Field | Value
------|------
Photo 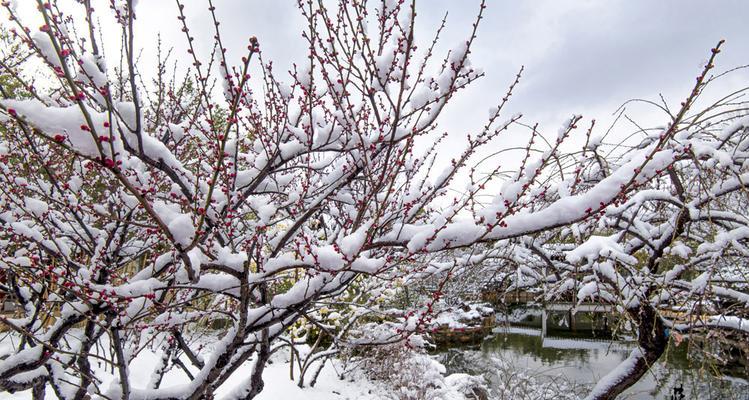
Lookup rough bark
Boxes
[587,304,667,400]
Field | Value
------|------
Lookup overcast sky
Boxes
[125,0,749,170]
[127,1,749,130]
[9,1,749,170]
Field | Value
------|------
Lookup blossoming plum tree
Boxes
[0,1,745,399]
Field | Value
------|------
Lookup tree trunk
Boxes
[245,329,271,400]
[31,378,46,400]
[586,304,667,400]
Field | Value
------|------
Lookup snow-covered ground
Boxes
[0,337,379,400]
[221,357,382,400]
[0,333,482,400]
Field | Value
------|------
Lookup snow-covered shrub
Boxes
[440,350,586,400]
[353,344,488,400]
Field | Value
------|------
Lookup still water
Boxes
[438,308,749,399]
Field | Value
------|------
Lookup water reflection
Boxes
[439,307,749,399]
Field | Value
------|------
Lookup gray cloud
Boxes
[12,0,745,160]
[127,0,748,176]
[125,1,749,130]
[11,0,747,128]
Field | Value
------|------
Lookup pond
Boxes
[437,307,749,399]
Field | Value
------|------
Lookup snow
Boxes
[351,256,386,274]
[1,99,112,157]
[32,32,62,68]
[304,246,346,271]
[666,241,692,258]
[11,221,44,242]
[79,53,108,88]
[697,226,749,256]
[152,201,196,247]
[690,272,710,294]
[576,281,600,303]
[584,347,644,400]
[216,246,248,271]
[432,303,494,329]
[703,315,748,332]
[219,357,379,400]
[339,222,371,256]
[587,134,603,150]
[168,214,195,247]
[0,346,43,377]
[387,145,678,252]
[0,347,374,400]
[270,274,330,308]
[0,337,417,400]
[566,235,637,265]
[411,85,437,109]
[249,196,277,225]
[24,197,49,217]
[673,315,749,333]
